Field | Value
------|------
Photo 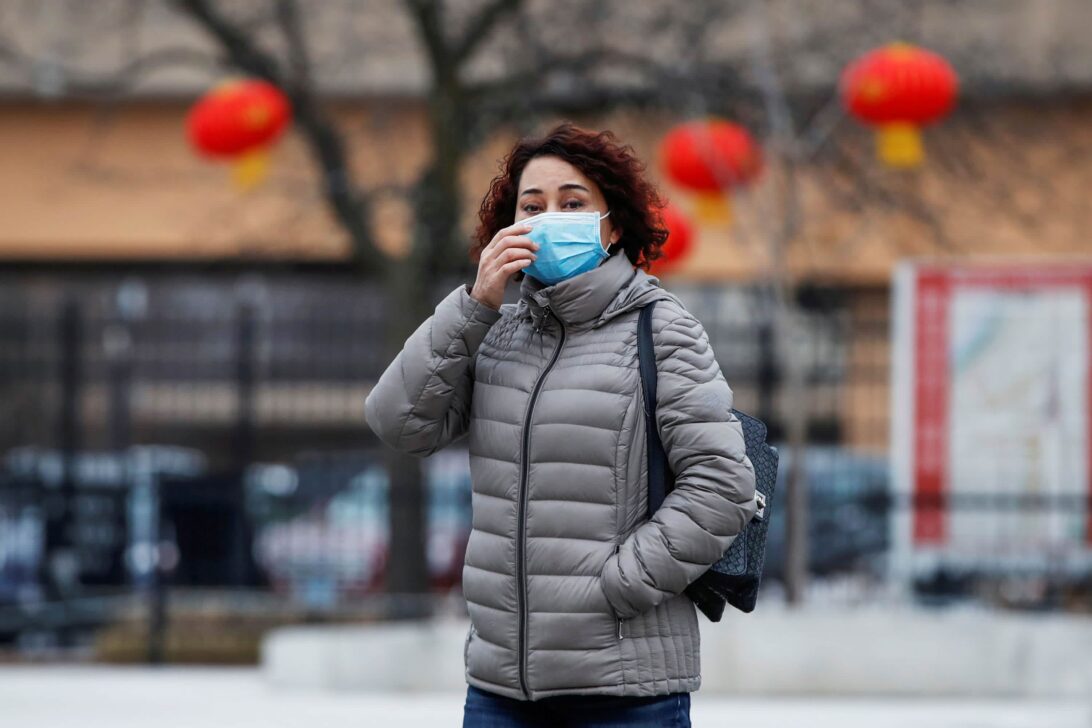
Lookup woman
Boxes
[365,123,758,728]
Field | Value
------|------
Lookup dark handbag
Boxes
[637,301,778,620]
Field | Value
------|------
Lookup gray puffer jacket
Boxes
[364,251,758,701]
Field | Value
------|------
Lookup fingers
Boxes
[494,245,536,265]
[476,223,538,291]
[487,223,533,250]
[484,241,536,284]
[499,257,535,275]
[482,234,537,271]
[490,235,537,257]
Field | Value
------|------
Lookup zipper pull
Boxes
[534,305,551,334]
[617,618,624,639]
[533,305,547,333]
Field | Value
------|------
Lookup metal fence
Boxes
[0,272,1088,658]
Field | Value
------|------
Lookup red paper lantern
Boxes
[650,203,694,275]
[659,120,762,193]
[186,79,291,159]
[841,42,958,167]
[659,120,762,223]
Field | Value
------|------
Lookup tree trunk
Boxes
[380,255,435,620]
[779,308,811,605]
[381,88,472,619]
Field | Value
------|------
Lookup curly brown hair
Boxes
[472,122,669,275]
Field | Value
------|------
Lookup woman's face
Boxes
[514,155,621,251]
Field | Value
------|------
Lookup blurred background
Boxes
[1,0,1090,725]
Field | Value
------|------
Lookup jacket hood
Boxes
[516,251,679,329]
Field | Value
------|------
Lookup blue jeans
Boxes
[462,684,691,728]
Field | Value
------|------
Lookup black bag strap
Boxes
[637,301,674,518]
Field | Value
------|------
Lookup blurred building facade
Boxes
[1,1,1089,455]
[0,1,1090,654]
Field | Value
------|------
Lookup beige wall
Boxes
[0,100,430,262]
[1,100,1090,284]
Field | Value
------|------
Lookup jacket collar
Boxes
[517,251,672,329]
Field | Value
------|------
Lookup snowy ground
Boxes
[1,666,1089,728]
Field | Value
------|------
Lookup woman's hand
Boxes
[470,223,538,311]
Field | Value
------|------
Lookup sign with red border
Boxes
[892,261,1092,574]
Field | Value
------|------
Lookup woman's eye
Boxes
[563,200,585,209]
[522,204,541,213]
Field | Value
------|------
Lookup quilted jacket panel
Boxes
[365,251,758,700]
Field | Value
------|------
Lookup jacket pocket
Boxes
[464,623,475,665]
[604,542,629,639]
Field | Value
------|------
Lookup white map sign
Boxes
[891,261,1092,577]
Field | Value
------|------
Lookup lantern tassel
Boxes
[231,148,271,191]
[693,192,733,225]
[877,122,924,168]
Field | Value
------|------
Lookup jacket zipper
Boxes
[516,304,566,700]
[612,542,625,639]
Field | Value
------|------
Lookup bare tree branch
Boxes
[274,0,312,89]
[174,0,381,272]
[172,0,284,82]
[451,0,521,66]
[403,0,449,78]
[0,41,217,99]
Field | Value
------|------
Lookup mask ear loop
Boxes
[600,210,620,255]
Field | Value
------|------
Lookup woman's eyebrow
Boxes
[519,183,589,197]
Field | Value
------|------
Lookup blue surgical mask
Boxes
[522,210,611,286]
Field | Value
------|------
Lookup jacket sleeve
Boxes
[364,283,501,457]
[599,304,759,619]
